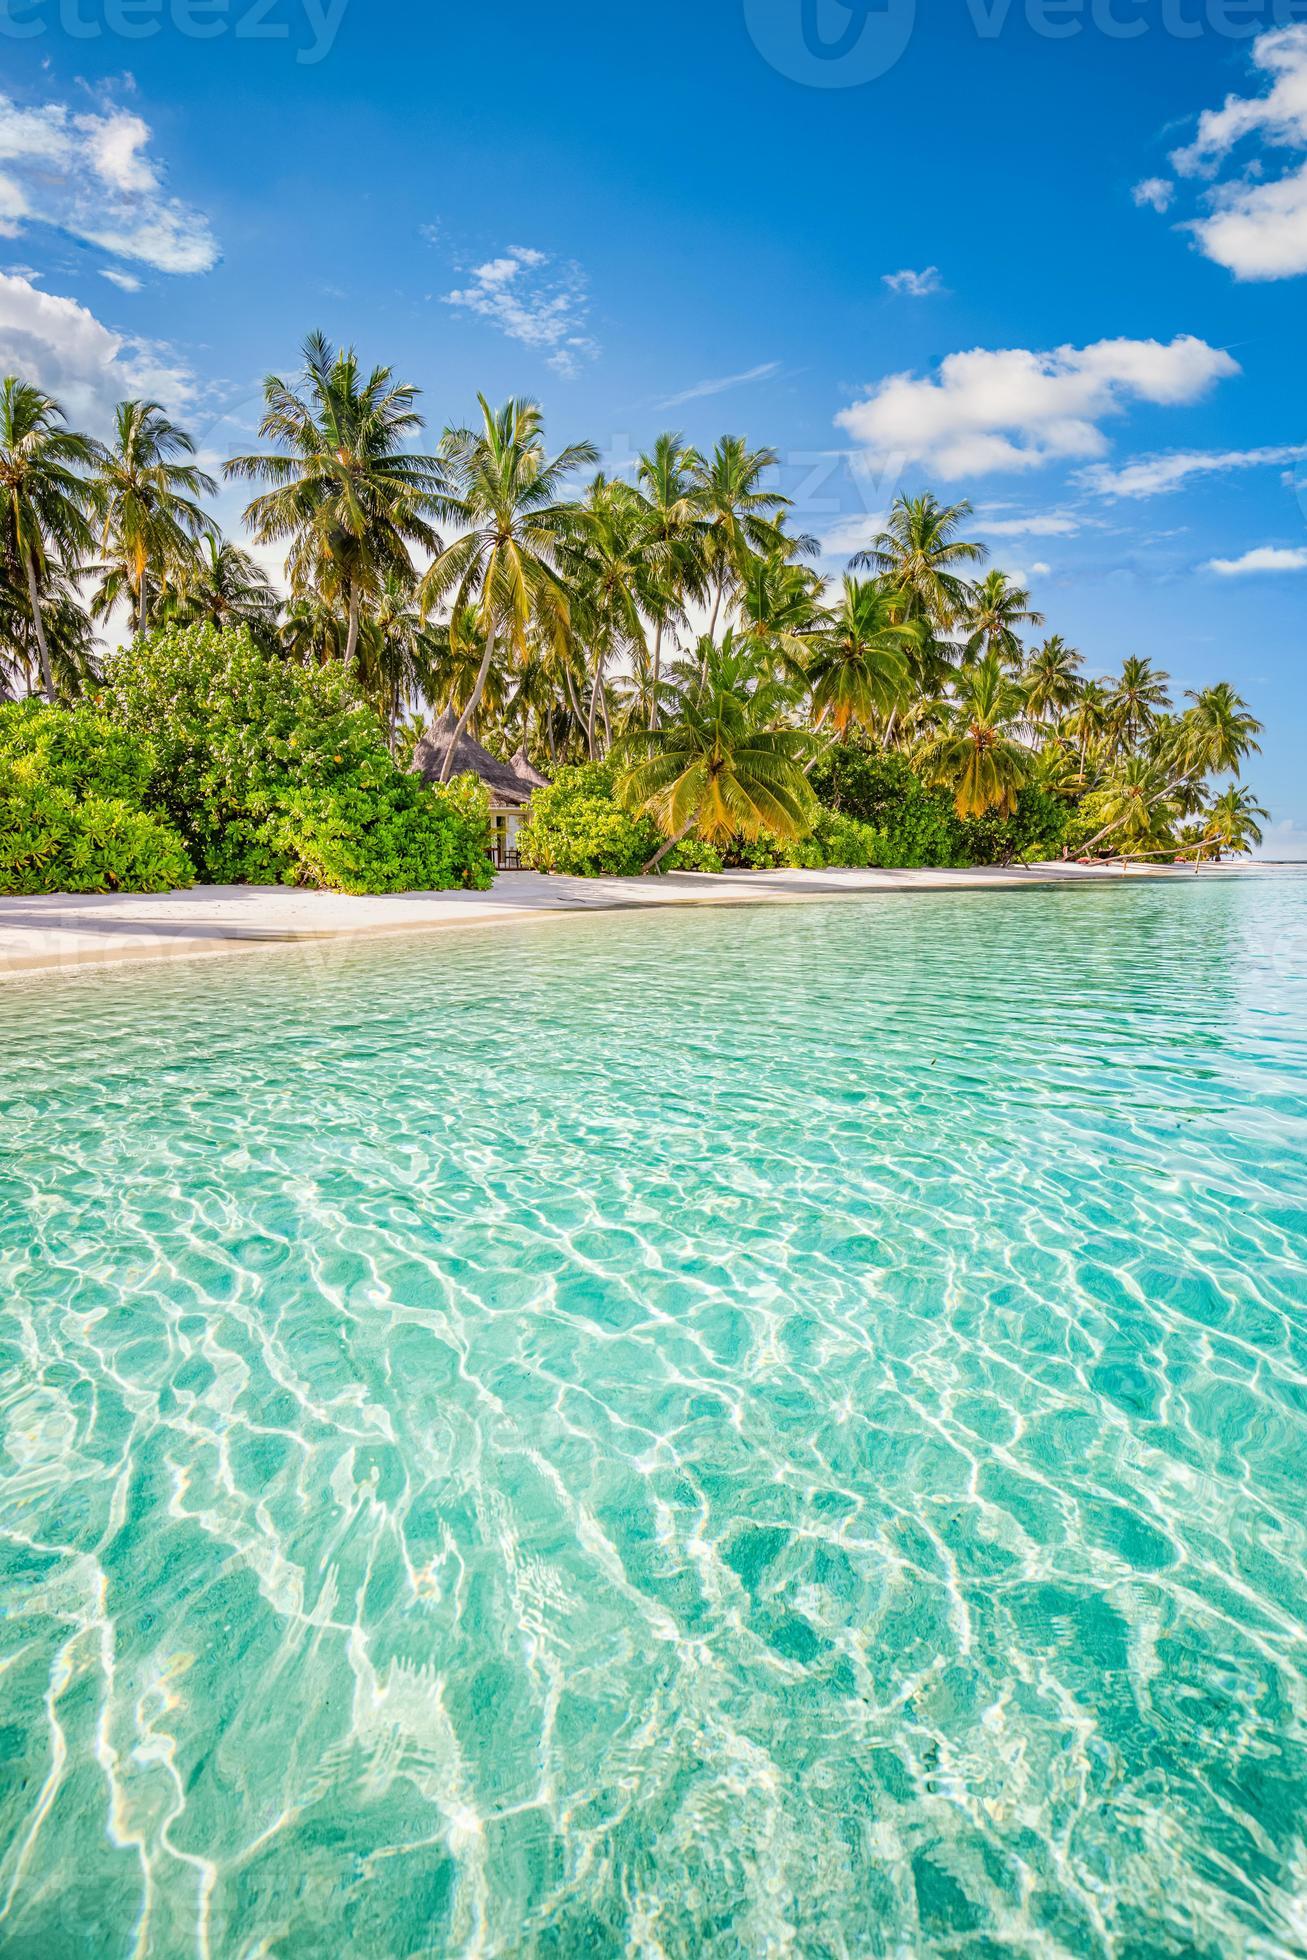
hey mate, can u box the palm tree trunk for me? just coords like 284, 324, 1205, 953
439, 624, 497, 783
586, 653, 607, 760
344, 586, 360, 670
389, 678, 399, 756
708, 583, 722, 644
23, 549, 54, 705
650, 617, 663, 731
137, 573, 148, 640
642, 817, 696, 875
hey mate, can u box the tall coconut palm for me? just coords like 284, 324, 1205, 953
917, 653, 1032, 818
690, 436, 795, 642
734, 552, 824, 683
963, 569, 1043, 667
567, 475, 652, 758
1179, 682, 1262, 780
0, 377, 98, 702
1062, 677, 1112, 781
1107, 656, 1171, 754
619, 634, 817, 869
1023, 634, 1084, 725
852, 493, 986, 632
92, 399, 215, 637
1205, 784, 1267, 859
356, 571, 438, 752
168, 535, 281, 644
1076, 754, 1181, 857
417, 396, 599, 781
806, 576, 917, 740
226, 332, 446, 670
636, 432, 707, 726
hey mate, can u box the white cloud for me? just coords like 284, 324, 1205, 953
1132, 177, 1174, 213
883, 265, 942, 297
0, 271, 196, 429
1167, 27, 1307, 279
99, 268, 142, 293
0, 94, 217, 274
815, 511, 887, 560
657, 360, 780, 408
1029, 560, 1052, 576
835, 335, 1237, 477
444, 245, 598, 378
1205, 544, 1307, 574
1080, 442, 1307, 498
980, 511, 1080, 536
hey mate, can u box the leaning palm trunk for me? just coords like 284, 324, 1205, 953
439, 624, 498, 783
23, 549, 55, 705
587, 652, 607, 760
643, 817, 696, 875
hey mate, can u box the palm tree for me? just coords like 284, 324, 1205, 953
356, 572, 438, 752
917, 653, 1032, 818
226, 332, 446, 670
168, 535, 281, 643
1023, 634, 1083, 725
852, 493, 986, 631
963, 569, 1043, 667
1179, 682, 1262, 780
1075, 754, 1181, 857
0, 377, 98, 702
619, 634, 817, 869
734, 552, 823, 683
92, 399, 215, 637
806, 576, 916, 740
567, 475, 652, 758
690, 436, 795, 642
1107, 656, 1171, 754
1061, 677, 1112, 781
1205, 784, 1267, 859
417, 395, 598, 782
636, 433, 707, 727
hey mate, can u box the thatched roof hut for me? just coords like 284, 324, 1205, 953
410, 709, 545, 809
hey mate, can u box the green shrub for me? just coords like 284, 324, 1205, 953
0, 697, 156, 803
0, 762, 194, 895
809, 746, 963, 866
959, 784, 1070, 865
518, 763, 663, 876
277, 773, 494, 894
101, 623, 492, 893
666, 836, 724, 873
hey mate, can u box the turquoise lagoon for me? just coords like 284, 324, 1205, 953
1, 875, 1305, 1957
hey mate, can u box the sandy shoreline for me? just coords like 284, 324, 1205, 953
0, 860, 1239, 981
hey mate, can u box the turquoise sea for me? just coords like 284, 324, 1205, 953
1, 874, 1305, 1958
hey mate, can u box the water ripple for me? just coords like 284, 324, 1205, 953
2, 876, 1306, 1957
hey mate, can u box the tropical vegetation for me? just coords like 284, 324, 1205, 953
0, 340, 1266, 894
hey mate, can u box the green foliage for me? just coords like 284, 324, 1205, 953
809, 742, 1068, 866
0, 697, 156, 803
102, 623, 491, 892
666, 836, 724, 873
0, 699, 194, 894
275, 772, 494, 895
518, 763, 663, 877
957, 784, 1070, 865
0, 762, 194, 896
807, 809, 885, 868
809, 746, 962, 866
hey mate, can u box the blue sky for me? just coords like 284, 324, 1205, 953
1, 0, 1304, 845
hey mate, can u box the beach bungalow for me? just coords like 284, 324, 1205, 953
409, 707, 548, 867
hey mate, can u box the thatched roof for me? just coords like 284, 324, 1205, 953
509, 744, 550, 791
410, 708, 546, 807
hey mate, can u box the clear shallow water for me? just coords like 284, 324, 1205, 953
2, 877, 1306, 1960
